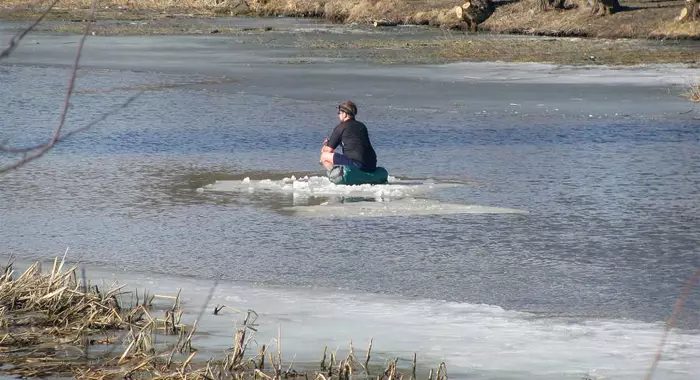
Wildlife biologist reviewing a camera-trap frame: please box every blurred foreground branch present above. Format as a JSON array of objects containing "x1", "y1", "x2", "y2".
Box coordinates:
[
  {"x1": 644, "y1": 268, "x2": 700, "y2": 380},
  {"x1": 0, "y1": 0, "x2": 97, "y2": 174},
  {"x1": 0, "y1": 0, "x2": 60, "y2": 61}
]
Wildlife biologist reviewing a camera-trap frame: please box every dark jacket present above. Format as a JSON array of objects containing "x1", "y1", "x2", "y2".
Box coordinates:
[{"x1": 327, "y1": 119, "x2": 377, "y2": 172}]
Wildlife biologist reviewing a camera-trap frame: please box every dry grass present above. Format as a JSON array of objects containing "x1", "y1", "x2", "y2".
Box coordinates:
[
  {"x1": 655, "y1": 17, "x2": 700, "y2": 38},
  {"x1": 1, "y1": 0, "x2": 229, "y2": 11},
  {"x1": 482, "y1": 0, "x2": 699, "y2": 38},
  {"x1": 0, "y1": 255, "x2": 446, "y2": 379},
  {"x1": 683, "y1": 78, "x2": 700, "y2": 101},
  {"x1": 1, "y1": 0, "x2": 698, "y2": 38},
  {"x1": 241, "y1": 0, "x2": 464, "y2": 24}
]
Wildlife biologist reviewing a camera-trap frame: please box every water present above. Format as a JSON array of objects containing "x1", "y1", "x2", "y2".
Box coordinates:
[{"x1": 1, "y1": 19, "x2": 700, "y2": 379}]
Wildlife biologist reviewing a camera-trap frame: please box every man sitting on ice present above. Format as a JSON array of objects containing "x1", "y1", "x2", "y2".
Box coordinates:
[{"x1": 319, "y1": 101, "x2": 377, "y2": 172}]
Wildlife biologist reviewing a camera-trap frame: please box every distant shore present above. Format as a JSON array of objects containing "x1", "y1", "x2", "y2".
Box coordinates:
[
  {"x1": 1, "y1": 7, "x2": 699, "y2": 68},
  {"x1": 1, "y1": 0, "x2": 699, "y2": 39},
  {"x1": 1, "y1": 1, "x2": 699, "y2": 70}
]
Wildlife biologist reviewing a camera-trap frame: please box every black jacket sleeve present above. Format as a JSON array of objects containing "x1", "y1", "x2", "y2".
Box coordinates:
[{"x1": 326, "y1": 123, "x2": 344, "y2": 150}]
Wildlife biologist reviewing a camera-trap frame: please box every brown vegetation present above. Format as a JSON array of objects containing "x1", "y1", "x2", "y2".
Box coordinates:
[
  {"x1": 0, "y1": 256, "x2": 446, "y2": 379},
  {"x1": 683, "y1": 78, "x2": 700, "y2": 101},
  {"x1": 1, "y1": 0, "x2": 698, "y2": 39}
]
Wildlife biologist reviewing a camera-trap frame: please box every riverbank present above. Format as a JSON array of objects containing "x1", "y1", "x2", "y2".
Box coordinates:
[
  {"x1": 2, "y1": 1, "x2": 699, "y2": 68},
  {"x1": 1, "y1": 0, "x2": 699, "y2": 39}
]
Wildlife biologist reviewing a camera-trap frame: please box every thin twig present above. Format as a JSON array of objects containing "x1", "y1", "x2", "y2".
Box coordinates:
[
  {"x1": 0, "y1": 0, "x2": 61, "y2": 61},
  {"x1": 412, "y1": 352, "x2": 417, "y2": 379},
  {"x1": 277, "y1": 324, "x2": 282, "y2": 376},
  {"x1": 644, "y1": 268, "x2": 700, "y2": 380},
  {"x1": 0, "y1": 0, "x2": 97, "y2": 174}
]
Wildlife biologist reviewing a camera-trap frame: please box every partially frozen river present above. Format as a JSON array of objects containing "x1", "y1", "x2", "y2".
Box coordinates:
[{"x1": 1, "y1": 18, "x2": 699, "y2": 380}]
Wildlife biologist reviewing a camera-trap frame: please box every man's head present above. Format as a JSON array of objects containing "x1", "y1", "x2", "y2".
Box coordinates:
[{"x1": 337, "y1": 101, "x2": 357, "y2": 122}]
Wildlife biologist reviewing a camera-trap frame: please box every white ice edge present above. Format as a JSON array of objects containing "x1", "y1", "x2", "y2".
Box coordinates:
[
  {"x1": 358, "y1": 62, "x2": 700, "y2": 86},
  {"x1": 285, "y1": 197, "x2": 529, "y2": 217},
  {"x1": 197, "y1": 175, "x2": 462, "y2": 198},
  {"x1": 196, "y1": 175, "x2": 528, "y2": 216}
]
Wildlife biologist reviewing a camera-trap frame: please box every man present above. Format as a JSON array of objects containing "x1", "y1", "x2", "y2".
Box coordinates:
[{"x1": 320, "y1": 101, "x2": 377, "y2": 172}]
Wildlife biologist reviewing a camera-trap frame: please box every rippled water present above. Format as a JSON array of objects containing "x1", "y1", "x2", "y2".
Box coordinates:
[{"x1": 1, "y1": 20, "x2": 699, "y2": 379}]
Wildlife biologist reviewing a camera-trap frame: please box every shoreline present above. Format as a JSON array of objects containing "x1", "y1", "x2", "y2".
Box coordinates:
[
  {"x1": 1, "y1": 0, "x2": 699, "y2": 39},
  {"x1": 1, "y1": 0, "x2": 699, "y2": 67},
  {"x1": 1, "y1": 17, "x2": 699, "y2": 68}
]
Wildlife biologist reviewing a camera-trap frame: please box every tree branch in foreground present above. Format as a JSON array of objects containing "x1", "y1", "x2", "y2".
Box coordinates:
[
  {"x1": 644, "y1": 268, "x2": 700, "y2": 380},
  {"x1": 0, "y1": 0, "x2": 97, "y2": 174},
  {"x1": 0, "y1": 0, "x2": 61, "y2": 61},
  {"x1": 1, "y1": 92, "x2": 142, "y2": 155}
]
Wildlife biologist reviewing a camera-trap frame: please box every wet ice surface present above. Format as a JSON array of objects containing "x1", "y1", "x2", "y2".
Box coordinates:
[
  {"x1": 199, "y1": 175, "x2": 527, "y2": 217},
  {"x1": 284, "y1": 197, "x2": 528, "y2": 217},
  {"x1": 1, "y1": 20, "x2": 700, "y2": 380}
]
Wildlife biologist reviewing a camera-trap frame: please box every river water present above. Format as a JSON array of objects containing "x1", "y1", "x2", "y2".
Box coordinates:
[{"x1": 1, "y1": 18, "x2": 699, "y2": 380}]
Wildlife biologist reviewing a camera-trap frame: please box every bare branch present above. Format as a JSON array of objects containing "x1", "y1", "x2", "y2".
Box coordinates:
[
  {"x1": 0, "y1": 0, "x2": 62, "y2": 61},
  {"x1": 644, "y1": 268, "x2": 700, "y2": 380},
  {"x1": 1, "y1": 92, "x2": 142, "y2": 154},
  {"x1": 0, "y1": 0, "x2": 97, "y2": 174}
]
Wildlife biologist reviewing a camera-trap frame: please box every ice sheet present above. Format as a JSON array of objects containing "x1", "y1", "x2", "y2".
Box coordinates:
[{"x1": 286, "y1": 197, "x2": 528, "y2": 217}]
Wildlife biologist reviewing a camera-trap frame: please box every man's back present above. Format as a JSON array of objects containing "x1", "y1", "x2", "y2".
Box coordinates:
[{"x1": 331, "y1": 120, "x2": 377, "y2": 172}]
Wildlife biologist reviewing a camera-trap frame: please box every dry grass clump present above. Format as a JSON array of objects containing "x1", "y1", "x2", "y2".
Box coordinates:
[
  {"x1": 0, "y1": 254, "x2": 193, "y2": 377},
  {"x1": 0, "y1": 255, "x2": 124, "y2": 333},
  {"x1": 683, "y1": 78, "x2": 700, "y2": 101},
  {"x1": 481, "y1": 0, "x2": 591, "y2": 36}
]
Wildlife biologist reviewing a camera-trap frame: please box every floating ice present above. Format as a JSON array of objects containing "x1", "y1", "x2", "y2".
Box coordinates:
[
  {"x1": 286, "y1": 197, "x2": 528, "y2": 217},
  {"x1": 197, "y1": 175, "x2": 527, "y2": 217},
  {"x1": 197, "y1": 175, "x2": 461, "y2": 199}
]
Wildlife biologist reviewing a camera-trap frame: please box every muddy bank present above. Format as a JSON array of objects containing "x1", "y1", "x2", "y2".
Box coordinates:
[
  {"x1": 1, "y1": 0, "x2": 699, "y2": 39},
  {"x1": 2, "y1": 16, "x2": 699, "y2": 66},
  {"x1": 1, "y1": 1, "x2": 699, "y2": 66}
]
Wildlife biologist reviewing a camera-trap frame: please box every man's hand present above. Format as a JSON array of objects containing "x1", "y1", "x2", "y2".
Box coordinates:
[{"x1": 321, "y1": 138, "x2": 334, "y2": 154}]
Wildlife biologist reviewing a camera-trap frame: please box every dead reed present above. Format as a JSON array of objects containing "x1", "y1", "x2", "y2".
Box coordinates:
[
  {"x1": 683, "y1": 78, "x2": 700, "y2": 102},
  {"x1": 1, "y1": 255, "x2": 446, "y2": 379}
]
